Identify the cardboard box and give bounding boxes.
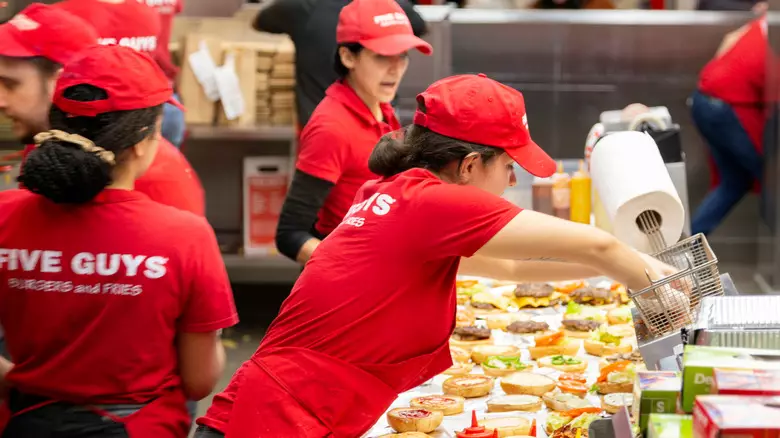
[634,371,682,435]
[713,368,780,396]
[648,414,693,438]
[681,346,780,413]
[243,157,289,256]
[693,395,780,438]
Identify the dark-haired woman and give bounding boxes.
[0,45,237,437]
[197,74,676,438]
[273,0,432,265]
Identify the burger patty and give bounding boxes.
[603,350,643,364]
[506,320,550,334]
[570,287,614,304]
[514,283,555,298]
[452,326,491,341]
[470,302,498,310]
[562,319,601,332]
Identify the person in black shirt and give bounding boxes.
[253,0,427,130]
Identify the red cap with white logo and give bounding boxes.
[53,45,182,117]
[413,73,556,178]
[0,4,99,65]
[337,0,432,56]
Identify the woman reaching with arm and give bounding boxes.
[198,74,667,438]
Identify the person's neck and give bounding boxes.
[106,168,135,191]
[346,77,383,122]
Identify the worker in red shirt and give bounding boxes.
[196,75,674,438]
[0,3,205,216]
[691,14,768,235]
[145,0,187,148]
[0,44,237,437]
[274,0,432,265]
[56,0,187,148]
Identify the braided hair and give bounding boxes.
[18,84,162,204]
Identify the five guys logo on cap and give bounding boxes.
[373,12,409,28]
[8,13,39,31]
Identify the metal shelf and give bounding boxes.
[187,125,296,142]
[222,253,300,284]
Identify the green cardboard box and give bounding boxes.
[634,371,681,435]
[647,414,692,438]
[681,345,780,413]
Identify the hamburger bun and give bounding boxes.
[596,380,633,395]
[607,307,633,325]
[456,308,477,327]
[486,313,529,331]
[528,339,580,360]
[583,339,633,357]
[537,355,588,373]
[479,417,532,437]
[410,395,465,416]
[602,393,634,414]
[471,345,521,365]
[441,362,474,376]
[605,324,635,338]
[562,328,598,339]
[500,373,557,396]
[450,346,471,364]
[449,337,494,350]
[542,390,594,412]
[379,433,432,438]
[443,375,494,398]
[387,408,443,434]
[482,361,533,378]
[487,394,543,412]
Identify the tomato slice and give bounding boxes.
[529,418,537,437]
[559,373,587,384]
[598,360,632,382]
[535,331,565,347]
[563,407,603,417]
[558,381,589,396]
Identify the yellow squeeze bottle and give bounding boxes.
[569,160,592,224]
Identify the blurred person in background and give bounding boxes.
[252,0,427,130]
[690,12,768,236]
[56,0,187,148]
[534,0,615,9]
[273,0,432,266]
[146,0,186,148]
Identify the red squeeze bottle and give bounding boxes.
[456,411,496,438]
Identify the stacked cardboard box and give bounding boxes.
[171,16,297,128]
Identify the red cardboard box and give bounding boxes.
[713,369,780,396]
[693,395,780,438]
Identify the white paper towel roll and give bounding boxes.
[590,131,684,253]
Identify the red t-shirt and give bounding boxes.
[145,0,183,81]
[0,188,238,404]
[22,139,205,216]
[198,168,521,433]
[296,81,401,237]
[698,18,767,151]
[56,0,161,54]
[135,139,206,216]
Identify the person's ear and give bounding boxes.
[45,67,63,98]
[339,46,358,70]
[458,152,482,183]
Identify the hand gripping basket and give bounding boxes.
[628,233,724,337]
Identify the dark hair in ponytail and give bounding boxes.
[368,102,503,178]
[18,84,162,204]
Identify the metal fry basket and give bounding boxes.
[629,233,724,337]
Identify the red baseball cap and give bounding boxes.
[0,3,99,65]
[413,74,556,178]
[337,0,433,56]
[52,45,183,117]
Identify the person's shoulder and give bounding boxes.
[136,194,211,233]
[0,189,35,206]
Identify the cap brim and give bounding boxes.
[0,25,36,58]
[360,34,433,56]
[506,140,557,178]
